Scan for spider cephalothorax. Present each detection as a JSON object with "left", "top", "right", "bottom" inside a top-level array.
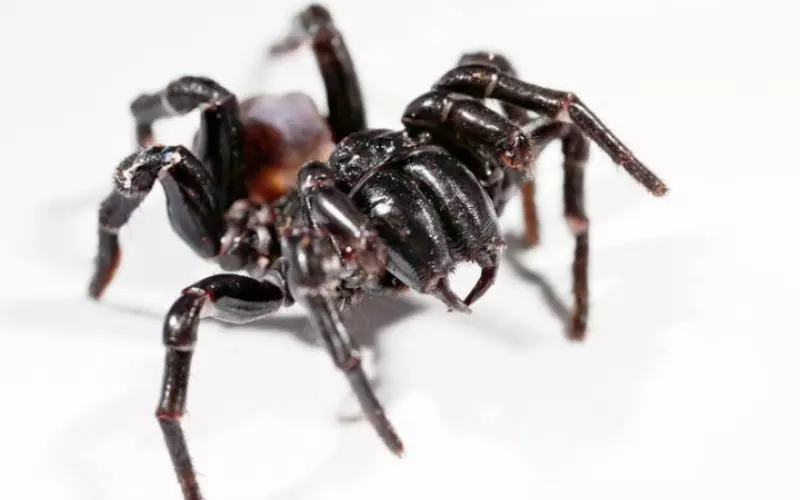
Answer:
[{"left": 88, "top": 6, "right": 668, "bottom": 499}]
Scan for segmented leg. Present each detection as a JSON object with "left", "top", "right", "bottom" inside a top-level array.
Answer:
[
  {"left": 131, "top": 76, "right": 233, "bottom": 147},
  {"left": 89, "top": 146, "right": 224, "bottom": 299},
  {"left": 156, "top": 272, "right": 291, "bottom": 500},
  {"left": 129, "top": 76, "right": 247, "bottom": 206},
  {"left": 286, "top": 168, "right": 405, "bottom": 451},
  {"left": 282, "top": 228, "right": 402, "bottom": 453},
  {"left": 520, "top": 180, "right": 540, "bottom": 246},
  {"left": 402, "top": 91, "right": 535, "bottom": 172},
  {"left": 455, "top": 51, "right": 543, "bottom": 246},
  {"left": 529, "top": 120, "right": 591, "bottom": 340},
  {"left": 287, "top": 161, "right": 404, "bottom": 451},
  {"left": 456, "top": 51, "right": 528, "bottom": 123},
  {"left": 433, "top": 64, "right": 669, "bottom": 196},
  {"left": 269, "top": 4, "right": 367, "bottom": 142}
]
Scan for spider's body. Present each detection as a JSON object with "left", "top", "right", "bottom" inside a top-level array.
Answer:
[{"left": 87, "top": 5, "right": 668, "bottom": 500}]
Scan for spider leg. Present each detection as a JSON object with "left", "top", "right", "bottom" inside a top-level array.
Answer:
[
  {"left": 88, "top": 146, "right": 224, "bottom": 299},
  {"left": 527, "top": 120, "right": 592, "bottom": 340},
  {"left": 280, "top": 172, "right": 403, "bottom": 452},
  {"left": 156, "top": 271, "right": 291, "bottom": 500},
  {"left": 131, "top": 76, "right": 233, "bottom": 147},
  {"left": 285, "top": 233, "right": 402, "bottom": 454},
  {"left": 456, "top": 51, "right": 529, "bottom": 124},
  {"left": 455, "top": 52, "right": 551, "bottom": 246},
  {"left": 402, "top": 91, "right": 536, "bottom": 171},
  {"left": 433, "top": 64, "right": 669, "bottom": 196},
  {"left": 268, "top": 4, "right": 366, "bottom": 141},
  {"left": 129, "top": 76, "right": 247, "bottom": 206}
]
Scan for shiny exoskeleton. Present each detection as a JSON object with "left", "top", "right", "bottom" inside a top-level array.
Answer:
[{"left": 88, "top": 6, "right": 669, "bottom": 499}]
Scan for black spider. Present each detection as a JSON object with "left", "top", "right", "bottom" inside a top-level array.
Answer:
[{"left": 88, "top": 5, "right": 668, "bottom": 499}]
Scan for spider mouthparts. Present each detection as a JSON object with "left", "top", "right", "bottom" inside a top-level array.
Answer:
[{"left": 432, "top": 278, "right": 471, "bottom": 314}]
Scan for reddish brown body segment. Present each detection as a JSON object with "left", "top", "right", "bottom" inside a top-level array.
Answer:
[{"left": 240, "top": 93, "right": 334, "bottom": 203}]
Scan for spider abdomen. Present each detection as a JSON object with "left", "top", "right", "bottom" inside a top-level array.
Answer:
[{"left": 240, "top": 93, "right": 334, "bottom": 204}]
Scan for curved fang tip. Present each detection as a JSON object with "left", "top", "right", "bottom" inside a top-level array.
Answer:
[
  {"left": 433, "top": 277, "right": 471, "bottom": 314},
  {"left": 463, "top": 255, "right": 499, "bottom": 306}
]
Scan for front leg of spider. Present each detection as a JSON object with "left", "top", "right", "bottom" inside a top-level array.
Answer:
[
  {"left": 156, "top": 271, "right": 293, "bottom": 500},
  {"left": 433, "top": 64, "right": 669, "bottom": 196},
  {"left": 290, "top": 161, "right": 403, "bottom": 454}
]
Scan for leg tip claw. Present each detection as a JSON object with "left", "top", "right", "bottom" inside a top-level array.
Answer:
[
  {"left": 652, "top": 182, "right": 669, "bottom": 197},
  {"left": 567, "top": 311, "right": 588, "bottom": 342},
  {"left": 87, "top": 274, "right": 110, "bottom": 301}
]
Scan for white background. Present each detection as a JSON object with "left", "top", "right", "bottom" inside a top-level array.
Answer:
[{"left": 1, "top": 0, "right": 798, "bottom": 499}]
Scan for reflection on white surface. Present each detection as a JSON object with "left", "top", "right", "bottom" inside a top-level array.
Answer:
[{"left": 0, "top": 0, "right": 799, "bottom": 499}]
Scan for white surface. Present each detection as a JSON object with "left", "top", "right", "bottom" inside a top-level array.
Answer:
[{"left": 1, "top": 1, "right": 799, "bottom": 499}]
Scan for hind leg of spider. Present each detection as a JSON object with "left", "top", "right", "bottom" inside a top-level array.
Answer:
[
  {"left": 157, "top": 272, "right": 291, "bottom": 500},
  {"left": 526, "top": 120, "right": 591, "bottom": 340},
  {"left": 269, "top": 4, "right": 366, "bottom": 141}
]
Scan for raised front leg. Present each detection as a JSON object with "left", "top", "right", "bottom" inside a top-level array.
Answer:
[
  {"left": 156, "top": 271, "right": 292, "bottom": 500},
  {"left": 268, "top": 4, "right": 367, "bottom": 142},
  {"left": 433, "top": 64, "right": 669, "bottom": 196},
  {"left": 88, "top": 146, "right": 223, "bottom": 299}
]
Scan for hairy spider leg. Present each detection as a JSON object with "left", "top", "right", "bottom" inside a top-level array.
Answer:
[
  {"left": 528, "top": 120, "right": 592, "bottom": 340},
  {"left": 268, "top": 3, "right": 367, "bottom": 142}
]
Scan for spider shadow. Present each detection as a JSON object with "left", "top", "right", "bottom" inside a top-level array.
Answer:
[
  {"left": 501, "top": 232, "right": 571, "bottom": 326},
  {"left": 218, "top": 293, "right": 431, "bottom": 407}
]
